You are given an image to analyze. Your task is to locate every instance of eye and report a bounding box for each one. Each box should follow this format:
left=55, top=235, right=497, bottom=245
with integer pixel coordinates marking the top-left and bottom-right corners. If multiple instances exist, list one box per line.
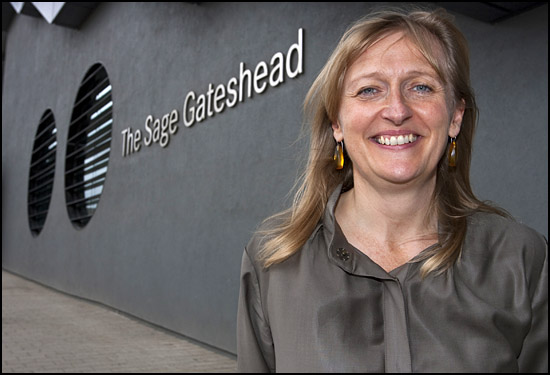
left=358, top=87, right=379, bottom=97
left=412, top=84, right=432, bottom=93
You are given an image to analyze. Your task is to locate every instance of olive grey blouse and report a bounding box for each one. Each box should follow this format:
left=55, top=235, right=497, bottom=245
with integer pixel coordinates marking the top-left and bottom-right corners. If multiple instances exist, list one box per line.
left=237, top=185, right=548, bottom=372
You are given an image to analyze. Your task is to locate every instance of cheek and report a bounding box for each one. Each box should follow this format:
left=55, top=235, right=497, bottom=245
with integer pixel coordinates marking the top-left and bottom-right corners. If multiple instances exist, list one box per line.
left=338, top=104, right=373, bottom=133
left=420, top=101, right=451, bottom=121
left=420, top=105, right=453, bottom=136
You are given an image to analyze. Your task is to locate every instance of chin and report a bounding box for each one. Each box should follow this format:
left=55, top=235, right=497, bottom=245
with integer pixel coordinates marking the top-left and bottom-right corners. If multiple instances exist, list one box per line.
left=382, top=168, right=420, bottom=185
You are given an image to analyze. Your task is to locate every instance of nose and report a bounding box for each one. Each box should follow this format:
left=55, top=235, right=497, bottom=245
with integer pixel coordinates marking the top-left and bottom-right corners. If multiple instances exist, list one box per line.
left=381, top=90, right=412, bottom=125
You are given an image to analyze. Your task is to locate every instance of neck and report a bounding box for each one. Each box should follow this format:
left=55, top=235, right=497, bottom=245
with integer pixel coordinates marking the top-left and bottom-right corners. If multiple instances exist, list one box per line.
left=337, top=176, right=438, bottom=244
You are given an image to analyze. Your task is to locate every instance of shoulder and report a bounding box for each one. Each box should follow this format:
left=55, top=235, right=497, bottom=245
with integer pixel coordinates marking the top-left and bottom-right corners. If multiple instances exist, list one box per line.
left=244, top=230, right=267, bottom=268
left=466, top=212, right=547, bottom=249
left=464, top=212, right=547, bottom=273
left=243, top=213, right=327, bottom=277
left=243, top=213, right=289, bottom=271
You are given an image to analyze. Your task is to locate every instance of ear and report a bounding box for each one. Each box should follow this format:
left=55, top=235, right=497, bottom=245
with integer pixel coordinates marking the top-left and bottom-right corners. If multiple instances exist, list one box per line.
left=332, top=121, right=344, bottom=142
left=449, top=99, right=465, bottom=138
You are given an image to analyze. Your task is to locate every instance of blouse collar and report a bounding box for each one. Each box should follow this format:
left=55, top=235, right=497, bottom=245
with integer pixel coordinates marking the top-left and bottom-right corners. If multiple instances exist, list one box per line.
left=320, top=184, right=399, bottom=280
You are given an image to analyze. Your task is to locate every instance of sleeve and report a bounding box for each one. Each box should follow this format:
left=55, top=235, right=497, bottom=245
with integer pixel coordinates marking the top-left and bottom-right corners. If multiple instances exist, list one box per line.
left=236, top=247, right=275, bottom=372
left=518, top=235, right=548, bottom=373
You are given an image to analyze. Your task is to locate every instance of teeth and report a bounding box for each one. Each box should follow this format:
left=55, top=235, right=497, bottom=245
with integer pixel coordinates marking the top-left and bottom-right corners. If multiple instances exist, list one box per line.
left=377, top=133, right=417, bottom=146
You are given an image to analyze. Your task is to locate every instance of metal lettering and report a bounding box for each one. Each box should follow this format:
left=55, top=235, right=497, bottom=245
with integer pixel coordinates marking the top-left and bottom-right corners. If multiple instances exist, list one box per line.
left=122, top=28, right=305, bottom=157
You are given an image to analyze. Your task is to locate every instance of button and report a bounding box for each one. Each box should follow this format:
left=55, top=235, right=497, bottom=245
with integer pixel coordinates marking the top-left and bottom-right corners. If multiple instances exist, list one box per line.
left=336, top=247, right=350, bottom=261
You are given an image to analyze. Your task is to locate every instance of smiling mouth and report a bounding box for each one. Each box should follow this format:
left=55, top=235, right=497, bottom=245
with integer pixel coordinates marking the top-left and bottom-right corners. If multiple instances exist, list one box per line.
left=375, top=134, right=418, bottom=146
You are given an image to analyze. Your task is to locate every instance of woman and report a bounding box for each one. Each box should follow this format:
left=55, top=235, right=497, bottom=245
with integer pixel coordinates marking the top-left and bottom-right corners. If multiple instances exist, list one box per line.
left=237, top=7, right=548, bottom=373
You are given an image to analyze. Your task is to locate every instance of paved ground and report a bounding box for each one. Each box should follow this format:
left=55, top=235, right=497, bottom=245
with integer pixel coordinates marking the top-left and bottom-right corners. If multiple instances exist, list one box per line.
left=2, top=270, right=237, bottom=373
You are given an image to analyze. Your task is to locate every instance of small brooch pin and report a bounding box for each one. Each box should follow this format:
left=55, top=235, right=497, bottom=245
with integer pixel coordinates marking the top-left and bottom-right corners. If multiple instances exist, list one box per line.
left=336, top=248, right=350, bottom=261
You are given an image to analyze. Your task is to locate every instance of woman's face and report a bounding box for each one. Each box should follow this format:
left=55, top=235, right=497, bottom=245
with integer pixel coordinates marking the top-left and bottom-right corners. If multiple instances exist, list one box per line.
left=333, top=32, right=464, bottom=189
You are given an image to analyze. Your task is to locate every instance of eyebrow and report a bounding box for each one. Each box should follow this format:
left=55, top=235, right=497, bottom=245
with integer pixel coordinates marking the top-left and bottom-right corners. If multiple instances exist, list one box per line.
left=348, top=70, right=441, bottom=86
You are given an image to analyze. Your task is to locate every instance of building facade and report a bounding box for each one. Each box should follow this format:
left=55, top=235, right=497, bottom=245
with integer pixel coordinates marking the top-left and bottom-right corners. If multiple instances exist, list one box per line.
left=2, top=2, right=548, bottom=355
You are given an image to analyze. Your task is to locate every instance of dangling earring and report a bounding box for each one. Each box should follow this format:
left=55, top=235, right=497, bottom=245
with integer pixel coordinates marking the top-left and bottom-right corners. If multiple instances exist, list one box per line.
left=334, top=141, right=344, bottom=170
left=448, top=137, right=457, bottom=167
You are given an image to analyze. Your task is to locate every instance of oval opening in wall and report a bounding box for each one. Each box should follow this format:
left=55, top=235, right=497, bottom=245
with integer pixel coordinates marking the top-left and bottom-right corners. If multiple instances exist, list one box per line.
left=28, top=109, right=57, bottom=236
left=65, top=63, right=113, bottom=229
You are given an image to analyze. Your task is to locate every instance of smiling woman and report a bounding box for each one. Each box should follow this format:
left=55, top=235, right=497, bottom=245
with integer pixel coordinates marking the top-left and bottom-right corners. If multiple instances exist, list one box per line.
left=333, top=32, right=463, bottom=195
left=237, top=7, right=548, bottom=373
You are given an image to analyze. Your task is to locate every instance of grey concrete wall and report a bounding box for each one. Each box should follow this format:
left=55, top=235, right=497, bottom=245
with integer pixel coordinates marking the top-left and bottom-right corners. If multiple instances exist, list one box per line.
left=2, top=2, right=547, bottom=355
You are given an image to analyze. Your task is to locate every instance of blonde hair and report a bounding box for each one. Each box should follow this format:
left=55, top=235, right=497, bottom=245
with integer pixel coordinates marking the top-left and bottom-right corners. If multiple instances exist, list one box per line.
left=257, top=7, right=508, bottom=277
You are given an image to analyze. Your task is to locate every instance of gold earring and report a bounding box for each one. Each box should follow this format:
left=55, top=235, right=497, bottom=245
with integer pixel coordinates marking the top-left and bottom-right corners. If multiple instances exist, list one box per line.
left=334, top=141, right=344, bottom=170
left=448, top=137, right=457, bottom=167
